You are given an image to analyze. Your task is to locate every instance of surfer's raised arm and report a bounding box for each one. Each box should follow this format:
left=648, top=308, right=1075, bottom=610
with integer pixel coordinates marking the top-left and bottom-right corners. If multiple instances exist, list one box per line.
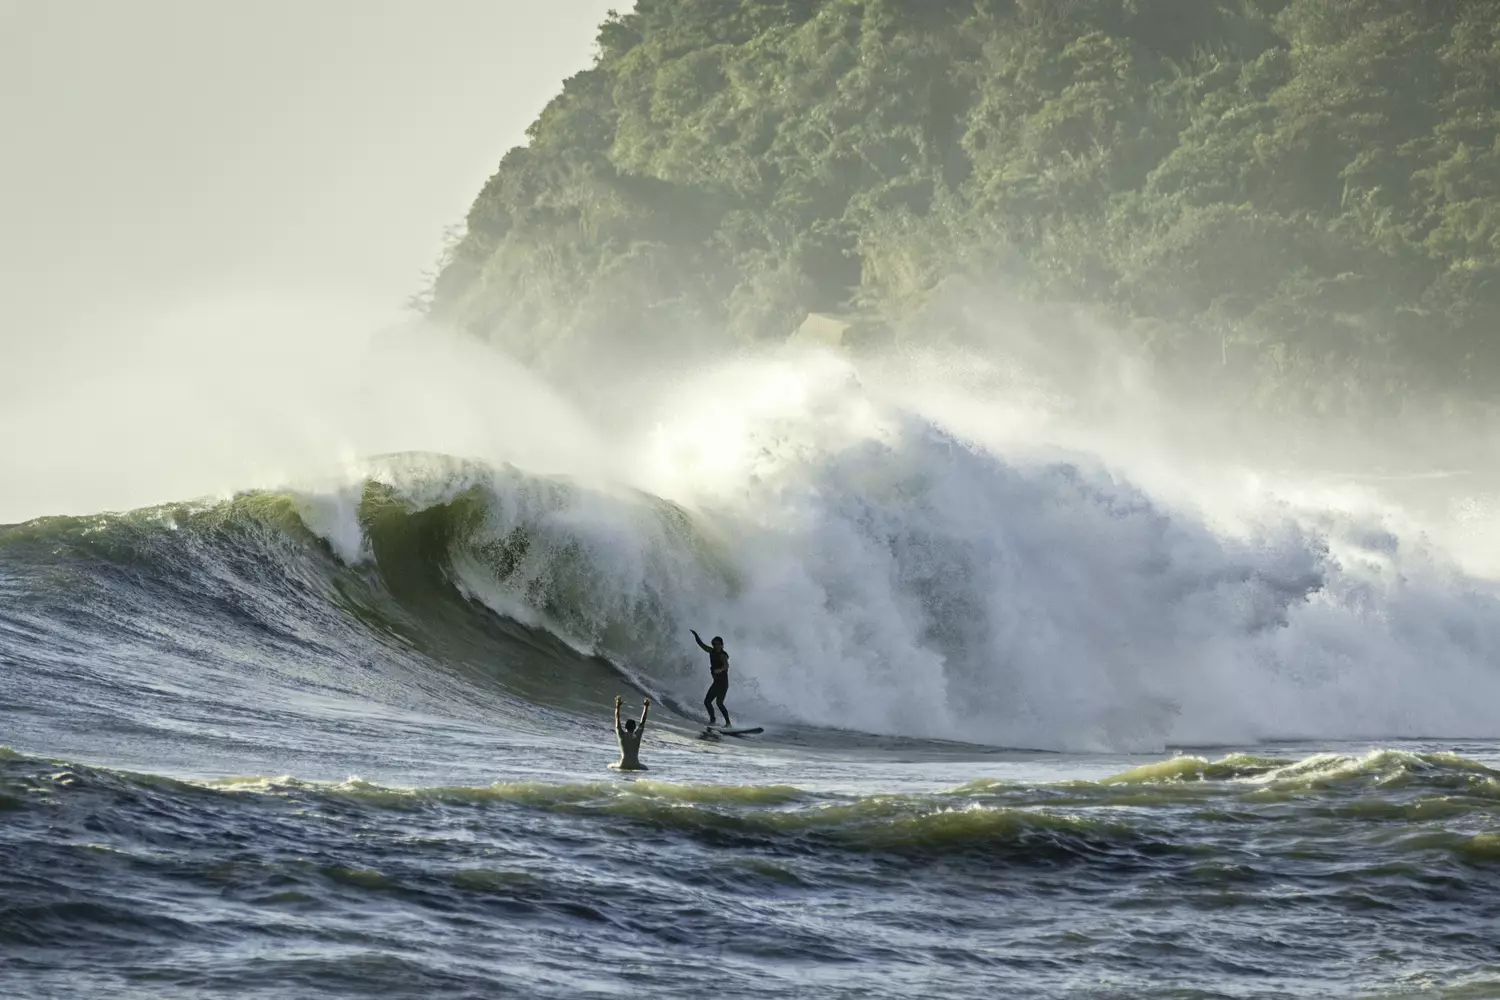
left=690, top=629, right=713, bottom=653
left=614, top=694, right=623, bottom=729
left=638, top=696, right=651, bottom=732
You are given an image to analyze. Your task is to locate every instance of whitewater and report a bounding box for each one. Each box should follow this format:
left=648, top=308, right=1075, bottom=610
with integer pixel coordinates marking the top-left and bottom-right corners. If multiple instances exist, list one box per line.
left=268, top=317, right=1500, bottom=751
left=4, top=309, right=1500, bottom=998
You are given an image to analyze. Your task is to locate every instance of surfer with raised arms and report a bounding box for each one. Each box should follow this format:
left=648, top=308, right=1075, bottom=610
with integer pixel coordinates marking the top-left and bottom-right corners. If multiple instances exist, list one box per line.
left=691, top=629, right=731, bottom=727
left=610, top=694, right=650, bottom=771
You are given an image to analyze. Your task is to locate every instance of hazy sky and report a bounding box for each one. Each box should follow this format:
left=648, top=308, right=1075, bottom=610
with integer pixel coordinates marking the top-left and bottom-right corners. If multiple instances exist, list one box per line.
left=0, top=0, right=622, bottom=521
left=0, top=0, right=618, bottom=332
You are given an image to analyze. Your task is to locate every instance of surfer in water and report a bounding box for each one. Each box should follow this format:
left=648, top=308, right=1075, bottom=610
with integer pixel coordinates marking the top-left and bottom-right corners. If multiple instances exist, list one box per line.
left=611, top=694, right=650, bottom=771
left=691, top=629, right=731, bottom=727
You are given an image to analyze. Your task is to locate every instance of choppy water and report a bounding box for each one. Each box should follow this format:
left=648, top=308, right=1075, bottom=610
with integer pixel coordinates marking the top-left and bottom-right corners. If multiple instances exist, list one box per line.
left=7, top=735, right=1500, bottom=999
left=5, top=354, right=1500, bottom=997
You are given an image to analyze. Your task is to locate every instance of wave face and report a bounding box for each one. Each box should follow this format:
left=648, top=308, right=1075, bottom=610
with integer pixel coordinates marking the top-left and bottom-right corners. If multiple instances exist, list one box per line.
left=582, top=351, right=1500, bottom=750
left=7, top=349, right=1500, bottom=754
left=314, top=352, right=1500, bottom=750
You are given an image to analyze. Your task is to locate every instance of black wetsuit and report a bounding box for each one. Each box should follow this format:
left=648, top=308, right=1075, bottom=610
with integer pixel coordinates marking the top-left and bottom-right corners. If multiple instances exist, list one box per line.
left=695, top=636, right=731, bottom=725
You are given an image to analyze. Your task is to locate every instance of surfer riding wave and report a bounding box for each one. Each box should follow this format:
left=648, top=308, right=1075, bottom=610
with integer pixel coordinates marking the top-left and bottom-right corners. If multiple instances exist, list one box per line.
left=691, top=629, right=731, bottom=727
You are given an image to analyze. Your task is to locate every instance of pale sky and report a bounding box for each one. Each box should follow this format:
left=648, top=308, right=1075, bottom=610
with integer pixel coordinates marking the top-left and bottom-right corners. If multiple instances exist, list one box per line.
left=0, top=0, right=618, bottom=332
left=0, top=0, right=623, bottom=520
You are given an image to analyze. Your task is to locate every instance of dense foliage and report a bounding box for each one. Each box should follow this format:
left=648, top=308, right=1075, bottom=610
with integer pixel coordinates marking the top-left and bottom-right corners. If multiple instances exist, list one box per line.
left=431, top=0, right=1500, bottom=422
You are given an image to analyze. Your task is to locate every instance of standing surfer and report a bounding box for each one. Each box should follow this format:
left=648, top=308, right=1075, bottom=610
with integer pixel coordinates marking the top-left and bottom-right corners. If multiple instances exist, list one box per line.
left=611, top=694, right=650, bottom=771
left=690, top=629, right=731, bottom=727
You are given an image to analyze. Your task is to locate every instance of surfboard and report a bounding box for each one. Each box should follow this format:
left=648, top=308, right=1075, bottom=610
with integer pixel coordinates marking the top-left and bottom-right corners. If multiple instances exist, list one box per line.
left=699, top=726, right=764, bottom=739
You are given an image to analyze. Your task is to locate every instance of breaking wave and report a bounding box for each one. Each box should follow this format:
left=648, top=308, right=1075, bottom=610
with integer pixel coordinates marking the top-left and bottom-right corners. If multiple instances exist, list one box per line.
left=6, top=348, right=1500, bottom=752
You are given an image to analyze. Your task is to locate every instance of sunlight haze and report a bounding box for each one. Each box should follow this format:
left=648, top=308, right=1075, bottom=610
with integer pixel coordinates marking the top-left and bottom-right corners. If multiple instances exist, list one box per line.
left=0, top=0, right=618, bottom=330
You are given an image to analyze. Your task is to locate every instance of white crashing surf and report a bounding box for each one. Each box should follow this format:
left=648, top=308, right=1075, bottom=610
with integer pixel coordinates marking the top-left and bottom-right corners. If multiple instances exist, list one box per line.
left=298, top=346, right=1500, bottom=753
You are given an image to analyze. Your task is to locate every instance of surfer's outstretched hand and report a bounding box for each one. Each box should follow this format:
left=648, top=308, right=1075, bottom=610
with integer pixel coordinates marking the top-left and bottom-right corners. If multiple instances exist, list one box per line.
left=615, top=695, right=623, bottom=707
left=643, top=696, right=651, bottom=706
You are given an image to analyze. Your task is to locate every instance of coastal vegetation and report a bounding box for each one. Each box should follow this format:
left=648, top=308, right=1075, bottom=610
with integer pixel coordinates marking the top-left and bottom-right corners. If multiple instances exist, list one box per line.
left=430, top=0, right=1500, bottom=428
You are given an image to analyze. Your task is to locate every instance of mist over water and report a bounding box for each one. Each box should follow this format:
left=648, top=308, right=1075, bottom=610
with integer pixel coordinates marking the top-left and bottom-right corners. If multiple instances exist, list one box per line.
left=412, top=342, right=1500, bottom=751
left=0, top=297, right=609, bottom=524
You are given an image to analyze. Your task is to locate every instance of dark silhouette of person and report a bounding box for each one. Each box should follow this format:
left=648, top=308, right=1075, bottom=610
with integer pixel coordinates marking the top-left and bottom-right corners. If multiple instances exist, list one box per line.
left=691, top=629, right=731, bottom=726
left=610, top=695, right=650, bottom=771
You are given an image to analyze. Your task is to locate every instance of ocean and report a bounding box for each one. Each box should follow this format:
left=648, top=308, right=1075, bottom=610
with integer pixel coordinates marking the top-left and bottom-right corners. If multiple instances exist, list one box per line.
left=4, top=351, right=1499, bottom=999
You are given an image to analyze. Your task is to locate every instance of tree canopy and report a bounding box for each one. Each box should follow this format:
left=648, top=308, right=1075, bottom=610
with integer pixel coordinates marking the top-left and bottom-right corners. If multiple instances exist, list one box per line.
left=430, top=0, right=1500, bottom=425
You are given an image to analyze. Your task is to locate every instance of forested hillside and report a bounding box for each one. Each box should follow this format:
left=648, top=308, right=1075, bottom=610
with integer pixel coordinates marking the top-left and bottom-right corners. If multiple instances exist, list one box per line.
left=430, top=0, right=1500, bottom=422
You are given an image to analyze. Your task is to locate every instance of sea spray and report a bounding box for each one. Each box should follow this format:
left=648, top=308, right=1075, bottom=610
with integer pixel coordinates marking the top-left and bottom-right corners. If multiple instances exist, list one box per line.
left=10, top=338, right=1500, bottom=751
left=232, top=345, right=1500, bottom=751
